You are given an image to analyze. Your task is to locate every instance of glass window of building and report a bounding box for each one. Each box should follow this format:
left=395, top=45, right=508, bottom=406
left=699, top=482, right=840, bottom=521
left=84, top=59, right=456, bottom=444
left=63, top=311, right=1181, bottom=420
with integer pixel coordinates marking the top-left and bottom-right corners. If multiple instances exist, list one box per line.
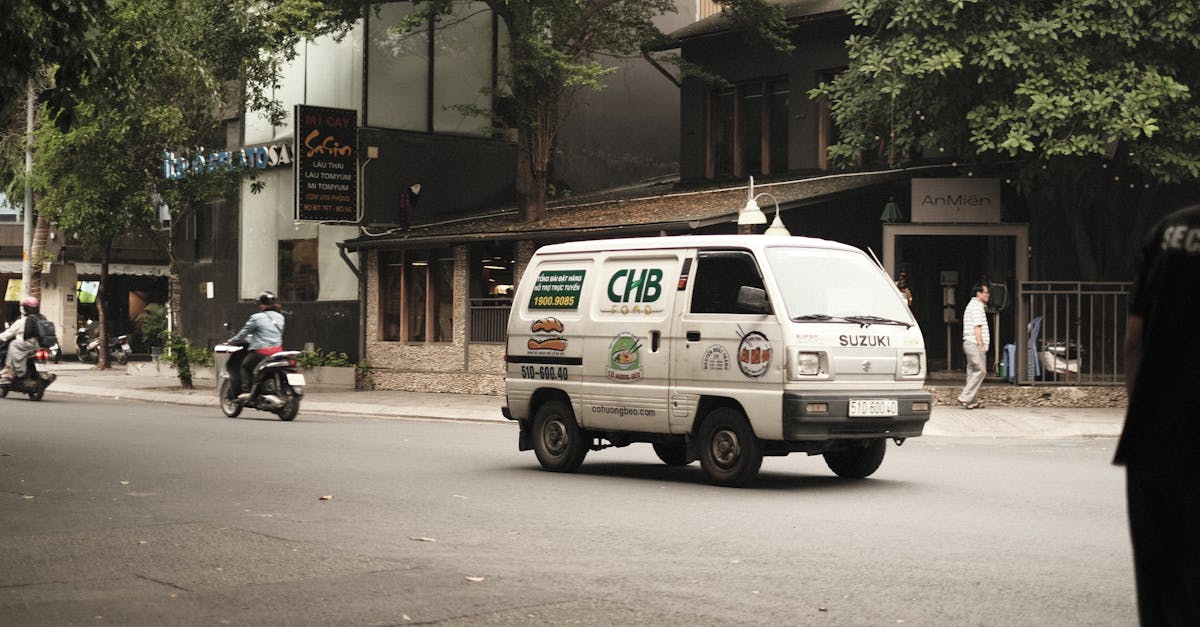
left=279, top=239, right=320, bottom=302
left=468, top=241, right=514, bottom=342
left=367, top=1, right=497, bottom=136
left=379, top=248, right=454, bottom=342
left=708, top=77, right=789, bottom=179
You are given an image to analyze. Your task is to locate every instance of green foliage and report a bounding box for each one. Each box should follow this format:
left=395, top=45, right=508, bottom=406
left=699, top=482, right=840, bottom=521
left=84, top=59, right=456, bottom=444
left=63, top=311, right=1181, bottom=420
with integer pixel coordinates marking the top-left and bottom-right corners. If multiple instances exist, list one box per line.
left=0, top=0, right=106, bottom=125
left=812, top=0, right=1200, bottom=278
left=161, top=334, right=212, bottom=384
left=297, top=348, right=354, bottom=369
left=135, top=303, right=168, bottom=345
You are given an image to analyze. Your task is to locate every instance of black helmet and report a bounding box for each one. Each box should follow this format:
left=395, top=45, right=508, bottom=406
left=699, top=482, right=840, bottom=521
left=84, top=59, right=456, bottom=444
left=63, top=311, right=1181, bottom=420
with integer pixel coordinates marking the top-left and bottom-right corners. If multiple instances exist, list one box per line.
left=257, top=291, right=277, bottom=306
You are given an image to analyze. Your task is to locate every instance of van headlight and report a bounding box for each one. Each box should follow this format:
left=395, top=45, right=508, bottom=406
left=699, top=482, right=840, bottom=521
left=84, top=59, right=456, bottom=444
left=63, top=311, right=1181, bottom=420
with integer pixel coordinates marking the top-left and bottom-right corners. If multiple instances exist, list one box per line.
left=901, top=353, right=922, bottom=376
left=794, top=351, right=821, bottom=376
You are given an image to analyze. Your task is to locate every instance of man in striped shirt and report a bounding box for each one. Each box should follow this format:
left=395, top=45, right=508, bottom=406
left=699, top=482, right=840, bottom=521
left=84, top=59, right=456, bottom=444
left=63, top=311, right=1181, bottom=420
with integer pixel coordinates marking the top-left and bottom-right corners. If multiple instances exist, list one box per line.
left=957, top=283, right=990, bottom=409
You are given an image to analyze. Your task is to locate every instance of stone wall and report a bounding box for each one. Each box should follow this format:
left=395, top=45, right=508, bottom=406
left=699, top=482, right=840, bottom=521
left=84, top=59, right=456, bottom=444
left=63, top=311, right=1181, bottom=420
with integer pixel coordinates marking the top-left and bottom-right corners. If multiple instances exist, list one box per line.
left=927, top=384, right=1126, bottom=408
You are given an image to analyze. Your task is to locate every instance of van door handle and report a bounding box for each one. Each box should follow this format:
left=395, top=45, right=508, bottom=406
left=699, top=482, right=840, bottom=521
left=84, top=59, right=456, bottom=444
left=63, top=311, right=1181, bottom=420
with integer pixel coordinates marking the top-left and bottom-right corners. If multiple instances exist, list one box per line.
left=686, top=331, right=701, bottom=342
left=651, top=330, right=660, bottom=352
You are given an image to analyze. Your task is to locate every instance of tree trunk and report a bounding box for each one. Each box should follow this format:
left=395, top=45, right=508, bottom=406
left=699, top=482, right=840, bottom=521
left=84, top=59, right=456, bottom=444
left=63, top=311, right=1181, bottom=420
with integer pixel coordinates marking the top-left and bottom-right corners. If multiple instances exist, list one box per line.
left=97, top=245, right=110, bottom=370
left=515, top=93, right=556, bottom=223
left=28, top=214, right=50, bottom=299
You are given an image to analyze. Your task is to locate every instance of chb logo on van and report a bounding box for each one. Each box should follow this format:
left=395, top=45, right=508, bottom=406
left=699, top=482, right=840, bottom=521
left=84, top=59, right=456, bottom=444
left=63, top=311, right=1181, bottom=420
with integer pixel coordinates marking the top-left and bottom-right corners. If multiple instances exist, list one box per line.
left=605, top=268, right=663, bottom=315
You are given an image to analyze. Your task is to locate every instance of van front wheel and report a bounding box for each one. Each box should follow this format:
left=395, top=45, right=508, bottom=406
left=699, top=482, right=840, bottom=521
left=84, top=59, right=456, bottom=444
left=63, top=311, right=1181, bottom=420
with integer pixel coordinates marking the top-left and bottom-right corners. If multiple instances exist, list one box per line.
left=824, top=439, right=886, bottom=478
left=697, top=407, right=762, bottom=487
left=532, top=400, right=588, bottom=473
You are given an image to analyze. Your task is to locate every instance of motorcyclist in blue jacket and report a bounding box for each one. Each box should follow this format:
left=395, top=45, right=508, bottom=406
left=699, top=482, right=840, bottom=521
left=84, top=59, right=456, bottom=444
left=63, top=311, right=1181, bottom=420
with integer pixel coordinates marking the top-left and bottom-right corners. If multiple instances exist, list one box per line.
left=227, top=291, right=285, bottom=399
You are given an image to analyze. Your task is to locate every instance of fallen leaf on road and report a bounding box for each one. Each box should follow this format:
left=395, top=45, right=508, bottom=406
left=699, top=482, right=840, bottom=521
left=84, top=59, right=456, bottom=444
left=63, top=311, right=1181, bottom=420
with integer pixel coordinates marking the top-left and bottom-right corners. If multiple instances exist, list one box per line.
left=318, top=495, right=334, bottom=501
left=818, top=607, right=828, bottom=612
left=409, top=536, right=436, bottom=542
left=465, top=576, right=485, bottom=582
left=401, top=614, right=411, bottom=621
left=453, top=494, right=469, bottom=499
left=120, top=481, right=130, bottom=485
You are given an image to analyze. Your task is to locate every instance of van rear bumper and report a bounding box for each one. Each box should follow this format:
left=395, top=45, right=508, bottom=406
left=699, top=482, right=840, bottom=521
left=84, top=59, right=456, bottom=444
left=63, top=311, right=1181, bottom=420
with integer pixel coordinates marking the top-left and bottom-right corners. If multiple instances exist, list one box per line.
left=782, top=390, right=931, bottom=440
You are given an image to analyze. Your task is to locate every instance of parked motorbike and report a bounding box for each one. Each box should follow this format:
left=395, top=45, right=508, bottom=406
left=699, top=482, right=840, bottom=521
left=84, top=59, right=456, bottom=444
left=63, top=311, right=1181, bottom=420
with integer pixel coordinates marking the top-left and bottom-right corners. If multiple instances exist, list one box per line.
left=0, top=341, right=56, bottom=401
left=78, top=327, right=131, bottom=365
left=215, top=341, right=304, bottom=421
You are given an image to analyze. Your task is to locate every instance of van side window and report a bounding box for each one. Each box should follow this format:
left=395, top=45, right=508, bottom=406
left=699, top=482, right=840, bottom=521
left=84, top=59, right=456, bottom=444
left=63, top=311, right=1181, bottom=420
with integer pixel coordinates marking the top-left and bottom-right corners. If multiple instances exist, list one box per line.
left=690, top=250, right=767, bottom=314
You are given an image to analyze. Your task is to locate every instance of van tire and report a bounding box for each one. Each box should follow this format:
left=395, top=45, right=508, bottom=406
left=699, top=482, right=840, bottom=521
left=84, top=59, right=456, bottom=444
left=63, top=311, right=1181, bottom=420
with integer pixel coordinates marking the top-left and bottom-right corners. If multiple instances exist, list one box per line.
left=532, top=400, right=588, bottom=473
left=652, top=441, right=689, bottom=466
left=824, top=439, right=886, bottom=478
left=697, top=407, right=762, bottom=487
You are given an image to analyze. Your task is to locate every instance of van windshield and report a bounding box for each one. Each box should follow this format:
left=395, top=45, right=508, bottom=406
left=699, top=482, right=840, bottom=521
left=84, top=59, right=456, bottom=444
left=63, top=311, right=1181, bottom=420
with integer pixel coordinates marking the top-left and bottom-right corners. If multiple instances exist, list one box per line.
left=764, top=247, right=915, bottom=325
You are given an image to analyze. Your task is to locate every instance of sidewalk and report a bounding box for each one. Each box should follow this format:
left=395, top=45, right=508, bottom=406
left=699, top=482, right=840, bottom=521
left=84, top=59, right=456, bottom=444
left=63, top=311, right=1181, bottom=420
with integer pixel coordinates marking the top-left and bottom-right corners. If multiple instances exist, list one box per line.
left=38, top=362, right=1125, bottom=439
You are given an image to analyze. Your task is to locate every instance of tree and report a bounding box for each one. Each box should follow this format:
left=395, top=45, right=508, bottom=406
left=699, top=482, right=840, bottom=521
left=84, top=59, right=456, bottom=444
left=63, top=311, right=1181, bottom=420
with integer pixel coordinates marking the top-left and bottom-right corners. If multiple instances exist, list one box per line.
left=25, top=0, right=348, bottom=381
left=815, top=0, right=1200, bottom=280
left=0, top=0, right=106, bottom=126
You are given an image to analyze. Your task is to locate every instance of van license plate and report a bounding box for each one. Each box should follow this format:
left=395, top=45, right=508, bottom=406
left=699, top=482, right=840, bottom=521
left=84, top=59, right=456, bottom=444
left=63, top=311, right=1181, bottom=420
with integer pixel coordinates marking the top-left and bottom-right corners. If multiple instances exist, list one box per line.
left=849, top=399, right=897, bottom=417
left=286, top=373, right=306, bottom=387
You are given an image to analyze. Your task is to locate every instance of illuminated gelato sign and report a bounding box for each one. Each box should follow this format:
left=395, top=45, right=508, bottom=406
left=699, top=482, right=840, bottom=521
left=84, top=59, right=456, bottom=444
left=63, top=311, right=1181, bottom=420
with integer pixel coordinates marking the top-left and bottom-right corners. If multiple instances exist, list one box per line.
left=161, top=143, right=293, bottom=180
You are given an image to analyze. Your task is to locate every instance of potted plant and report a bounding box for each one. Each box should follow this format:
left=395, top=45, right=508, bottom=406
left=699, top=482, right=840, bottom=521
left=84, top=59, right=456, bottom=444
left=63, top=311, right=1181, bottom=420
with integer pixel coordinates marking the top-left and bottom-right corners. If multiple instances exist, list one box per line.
left=298, top=348, right=357, bottom=390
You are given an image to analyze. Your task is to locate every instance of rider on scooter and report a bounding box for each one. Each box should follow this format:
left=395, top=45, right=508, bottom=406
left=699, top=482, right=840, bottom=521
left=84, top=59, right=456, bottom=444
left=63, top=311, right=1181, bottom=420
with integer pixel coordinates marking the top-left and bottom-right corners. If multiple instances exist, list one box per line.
left=227, top=291, right=285, bottom=400
left=0, top=296, right=41, bottom=384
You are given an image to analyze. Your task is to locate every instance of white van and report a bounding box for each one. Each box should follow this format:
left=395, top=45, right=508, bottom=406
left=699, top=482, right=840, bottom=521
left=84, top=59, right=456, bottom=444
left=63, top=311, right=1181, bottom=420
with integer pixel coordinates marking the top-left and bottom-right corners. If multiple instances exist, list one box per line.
left=502, top=235, right=931, bottom=486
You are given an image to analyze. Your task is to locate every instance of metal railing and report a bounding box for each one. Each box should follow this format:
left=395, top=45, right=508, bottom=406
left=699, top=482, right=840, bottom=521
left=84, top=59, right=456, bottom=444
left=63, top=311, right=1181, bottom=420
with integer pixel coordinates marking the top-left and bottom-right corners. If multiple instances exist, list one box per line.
left=469, top=297, right=512, bottom=343
left=1015, top=282, right=1130, bottom=385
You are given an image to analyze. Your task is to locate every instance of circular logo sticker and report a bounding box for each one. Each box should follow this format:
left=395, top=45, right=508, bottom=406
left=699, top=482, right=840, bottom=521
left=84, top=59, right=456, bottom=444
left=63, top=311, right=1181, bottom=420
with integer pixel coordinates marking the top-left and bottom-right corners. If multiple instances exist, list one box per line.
left=607, top=332, right=643, bottom=382
left=737, top=331, right=772, bottom=378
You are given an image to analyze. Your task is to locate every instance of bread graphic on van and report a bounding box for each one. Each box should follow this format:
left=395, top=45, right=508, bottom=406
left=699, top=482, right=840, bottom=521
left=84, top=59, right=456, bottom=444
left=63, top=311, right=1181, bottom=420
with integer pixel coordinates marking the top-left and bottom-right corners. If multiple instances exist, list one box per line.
left=527, top=338, right=567, bottom=352
left=531, top=317, right=564, bottom=334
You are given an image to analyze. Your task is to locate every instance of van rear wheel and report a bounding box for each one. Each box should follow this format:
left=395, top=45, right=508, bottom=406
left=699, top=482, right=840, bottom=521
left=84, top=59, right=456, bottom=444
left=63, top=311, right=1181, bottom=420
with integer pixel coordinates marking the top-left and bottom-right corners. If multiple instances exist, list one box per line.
left=697, top=407, right=762, bottom=487
left=824, top=439, right=886, bottom=478
left=532, top=400, right=588, bottom=473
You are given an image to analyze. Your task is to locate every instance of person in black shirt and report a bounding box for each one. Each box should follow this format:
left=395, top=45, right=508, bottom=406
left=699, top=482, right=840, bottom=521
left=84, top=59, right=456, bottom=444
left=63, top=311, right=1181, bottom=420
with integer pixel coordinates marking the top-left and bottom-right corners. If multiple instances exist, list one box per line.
left=1116, top=203, right=1200, bottom=625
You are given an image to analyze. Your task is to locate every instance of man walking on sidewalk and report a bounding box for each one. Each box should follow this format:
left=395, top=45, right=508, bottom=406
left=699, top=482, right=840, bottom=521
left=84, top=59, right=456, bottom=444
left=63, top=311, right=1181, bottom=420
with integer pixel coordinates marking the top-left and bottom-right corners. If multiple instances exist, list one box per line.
left=1117, top=203, right=1200, bottom=625
left=957, top=282, right=989, bottom=409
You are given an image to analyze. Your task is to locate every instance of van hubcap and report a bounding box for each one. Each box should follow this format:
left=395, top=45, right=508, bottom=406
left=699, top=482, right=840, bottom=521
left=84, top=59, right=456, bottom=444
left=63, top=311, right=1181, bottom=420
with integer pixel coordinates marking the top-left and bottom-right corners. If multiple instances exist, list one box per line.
left=711, top=429, right=740, bottom=468
left=543, top=420, right=568, bottom=455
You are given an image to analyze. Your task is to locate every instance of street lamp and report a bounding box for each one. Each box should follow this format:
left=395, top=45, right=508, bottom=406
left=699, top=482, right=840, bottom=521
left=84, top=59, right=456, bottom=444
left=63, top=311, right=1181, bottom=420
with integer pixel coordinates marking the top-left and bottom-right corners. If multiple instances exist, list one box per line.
left=738, top=176, right=791, bottom=236
left=737, top=176, right=767, bottom=226
left=880, top=196, right=903, bottom=223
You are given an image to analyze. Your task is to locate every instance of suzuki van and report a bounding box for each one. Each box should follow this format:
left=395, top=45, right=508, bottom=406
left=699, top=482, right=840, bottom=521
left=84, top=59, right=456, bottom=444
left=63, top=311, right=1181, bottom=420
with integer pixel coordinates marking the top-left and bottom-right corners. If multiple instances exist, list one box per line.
left=502, top=235, right=931, bottom=486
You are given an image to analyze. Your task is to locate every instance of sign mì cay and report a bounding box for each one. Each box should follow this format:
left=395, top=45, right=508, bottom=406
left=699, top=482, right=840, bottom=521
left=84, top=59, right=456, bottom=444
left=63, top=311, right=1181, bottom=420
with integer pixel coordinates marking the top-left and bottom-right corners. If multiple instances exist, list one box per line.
left=911, top=178, right=1002, bottom=223
left=295, top=104, right=358, bottom=222
left=161, top=144, right=293, bottom=180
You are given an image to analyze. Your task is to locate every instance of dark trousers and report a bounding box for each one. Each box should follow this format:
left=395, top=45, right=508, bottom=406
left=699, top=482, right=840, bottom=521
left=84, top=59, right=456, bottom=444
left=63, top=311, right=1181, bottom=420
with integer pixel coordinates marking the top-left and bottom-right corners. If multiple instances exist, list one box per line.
left=1126, top=465, right=1200, bottom=626
left=226, top=350, right=267, bottom=395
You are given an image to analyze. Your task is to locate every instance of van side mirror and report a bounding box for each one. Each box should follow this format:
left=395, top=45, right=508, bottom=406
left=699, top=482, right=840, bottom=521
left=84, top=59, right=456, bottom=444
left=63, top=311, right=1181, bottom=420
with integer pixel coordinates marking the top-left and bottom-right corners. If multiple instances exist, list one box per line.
left=736, top=286, right=770, bottom=314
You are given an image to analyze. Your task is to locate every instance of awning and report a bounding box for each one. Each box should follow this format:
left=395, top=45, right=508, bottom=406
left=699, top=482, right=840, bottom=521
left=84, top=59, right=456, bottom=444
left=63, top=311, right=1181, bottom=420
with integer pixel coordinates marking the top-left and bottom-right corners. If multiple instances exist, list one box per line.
left=75, top=263, right=170, bottom=277
left=0, top=261, right=169, bottom=277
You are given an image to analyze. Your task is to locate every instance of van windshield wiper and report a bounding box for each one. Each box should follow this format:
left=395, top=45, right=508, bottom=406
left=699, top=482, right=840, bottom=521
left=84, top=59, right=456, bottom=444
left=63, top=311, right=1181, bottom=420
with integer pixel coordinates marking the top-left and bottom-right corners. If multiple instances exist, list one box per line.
left=842, top=315, right=912, bottom=328
left=792, top=314, right=835, bottom=322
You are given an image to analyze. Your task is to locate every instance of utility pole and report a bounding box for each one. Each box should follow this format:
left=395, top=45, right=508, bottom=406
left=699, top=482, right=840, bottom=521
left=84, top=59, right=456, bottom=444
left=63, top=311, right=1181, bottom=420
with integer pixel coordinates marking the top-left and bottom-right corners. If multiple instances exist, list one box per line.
left=23, top=79, right=34, bottom=297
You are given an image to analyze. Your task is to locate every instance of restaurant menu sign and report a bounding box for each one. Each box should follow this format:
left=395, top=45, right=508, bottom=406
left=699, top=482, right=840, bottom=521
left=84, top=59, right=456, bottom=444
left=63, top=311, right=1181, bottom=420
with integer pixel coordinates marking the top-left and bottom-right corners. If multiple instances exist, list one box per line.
left=295, top=105, right=358, bottom=222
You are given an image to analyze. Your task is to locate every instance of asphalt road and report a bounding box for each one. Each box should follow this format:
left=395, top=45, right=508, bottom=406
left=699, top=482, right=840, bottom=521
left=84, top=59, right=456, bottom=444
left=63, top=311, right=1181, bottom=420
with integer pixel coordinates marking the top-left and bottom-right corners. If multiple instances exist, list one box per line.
left=0, top=395, right=1135, bottom=625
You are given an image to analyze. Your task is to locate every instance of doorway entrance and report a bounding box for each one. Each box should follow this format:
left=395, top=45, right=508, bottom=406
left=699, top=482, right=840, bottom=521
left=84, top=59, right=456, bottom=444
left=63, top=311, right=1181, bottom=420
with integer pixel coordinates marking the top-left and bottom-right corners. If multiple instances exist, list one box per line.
left=882, top=223, right=1029, bottom=373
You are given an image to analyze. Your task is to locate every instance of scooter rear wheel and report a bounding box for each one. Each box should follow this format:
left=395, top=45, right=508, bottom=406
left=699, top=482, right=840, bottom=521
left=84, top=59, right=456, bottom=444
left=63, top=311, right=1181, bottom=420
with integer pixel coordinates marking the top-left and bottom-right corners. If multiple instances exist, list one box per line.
left=219, top=379, right=242, bottom=418
left=276, top=383, right=299, bottom=421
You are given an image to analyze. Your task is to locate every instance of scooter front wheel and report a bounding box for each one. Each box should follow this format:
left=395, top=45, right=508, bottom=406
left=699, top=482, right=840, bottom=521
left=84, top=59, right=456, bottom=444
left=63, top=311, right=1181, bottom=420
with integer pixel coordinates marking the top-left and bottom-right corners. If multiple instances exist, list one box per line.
left=115, top=350, right=128, bottom=365
left=219, top=379, right=242, bottom=418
